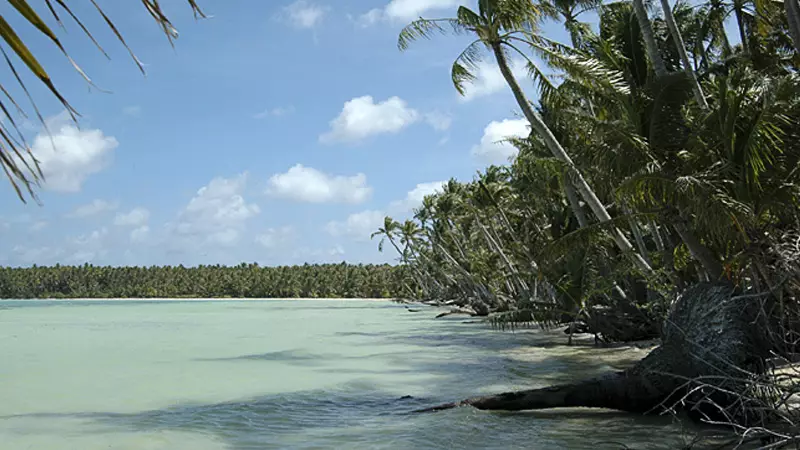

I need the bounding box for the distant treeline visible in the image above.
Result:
[0,263,408,299]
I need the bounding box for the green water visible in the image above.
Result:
[0,299,689,449]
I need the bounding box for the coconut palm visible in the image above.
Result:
[398,0,653,274]
[659,0,709,107]
[0,1,204,202]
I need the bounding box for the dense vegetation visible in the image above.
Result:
[372,0,800,442]
[0,264,405,299]
[374,0,800,342]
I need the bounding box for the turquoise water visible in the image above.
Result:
[0,299,689,449]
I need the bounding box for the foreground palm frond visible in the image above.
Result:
[0,0,204,202]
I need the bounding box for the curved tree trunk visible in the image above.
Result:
[659,0,708,108]
[415,282,776,424]
[490,43,653,276]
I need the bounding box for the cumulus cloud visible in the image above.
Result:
[320,96,420,144]
[283,1,328,29]
[325,210,385,240]
[24,119,118,192]
[67,199,119,218]
[390,180,446,212]
[267,164,372,204]
[256,226,296,249]
[459,60,528,102]
[169,173,260,247]
[130,225,150,243]
[471,119,530,165]
[114,207,150,227]
[359,0,464,25]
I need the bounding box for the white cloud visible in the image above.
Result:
[390,181,446,212]
[425,111,452,131]
[25,119,118,193]
[67,199,119,218]
[360,0,464,24]
[283,1,328,29]
[254,106,294,119]
[267,164,372,204]
[114,207,150,227]
[130,225,150,243]
[170,173,260,247]
[356,8,383,27]
[320,96,420,144]
[256,226,296,249]
[459,60,527,102]
[325,210,385,240]
[471,119,530,165]
[70,227,109,246]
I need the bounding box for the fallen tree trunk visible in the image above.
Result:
[415,282,778,424]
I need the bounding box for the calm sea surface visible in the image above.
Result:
[0,299,692,449]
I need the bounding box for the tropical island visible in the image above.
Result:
[0,0,799,448]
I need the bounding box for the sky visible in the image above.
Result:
[0,0,573,268]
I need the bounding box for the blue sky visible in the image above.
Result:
[0,0,573,267]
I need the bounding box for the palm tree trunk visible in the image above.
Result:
[672,219,723,280]
[734,3,749,55]
[632,0,668,77]
[786,0,800,54]
[490,43,653,275]
[564,172,589,228]
[659,0,708,107]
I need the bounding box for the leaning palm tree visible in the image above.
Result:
[398,0,653,274]
[659,0,709,107]
[0,1,204,202]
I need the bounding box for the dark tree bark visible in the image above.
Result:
[415,283,776,424]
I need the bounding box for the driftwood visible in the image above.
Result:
[435,307,478,319]
[415,282,778,424]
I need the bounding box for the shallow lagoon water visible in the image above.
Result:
[0,299,692,449]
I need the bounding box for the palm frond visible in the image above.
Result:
[0,0,205,202]
[452,39,484,95]
[398,18,466,51]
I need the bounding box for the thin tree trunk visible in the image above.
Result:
[624,204,653,267]
[786,0,800,54]
[491,43,654,275]
[672,219,723,281]
[659,0,708,108]
[734,4,749,55]
[564,173,589,228]
[632,0,668,77]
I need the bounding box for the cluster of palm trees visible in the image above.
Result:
[0,263,405,299]
[374,0,800,339]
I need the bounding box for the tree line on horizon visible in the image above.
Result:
[0,263,406,299]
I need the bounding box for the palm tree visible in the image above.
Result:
[398,0,653,274]
[632,0,668,77]
[659,0,709,107]
[371,216,404,261]
[0,1,204,202]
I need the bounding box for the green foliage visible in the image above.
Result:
[0,1,204,202]
[0,263,407,300]
[387,0,800,340]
